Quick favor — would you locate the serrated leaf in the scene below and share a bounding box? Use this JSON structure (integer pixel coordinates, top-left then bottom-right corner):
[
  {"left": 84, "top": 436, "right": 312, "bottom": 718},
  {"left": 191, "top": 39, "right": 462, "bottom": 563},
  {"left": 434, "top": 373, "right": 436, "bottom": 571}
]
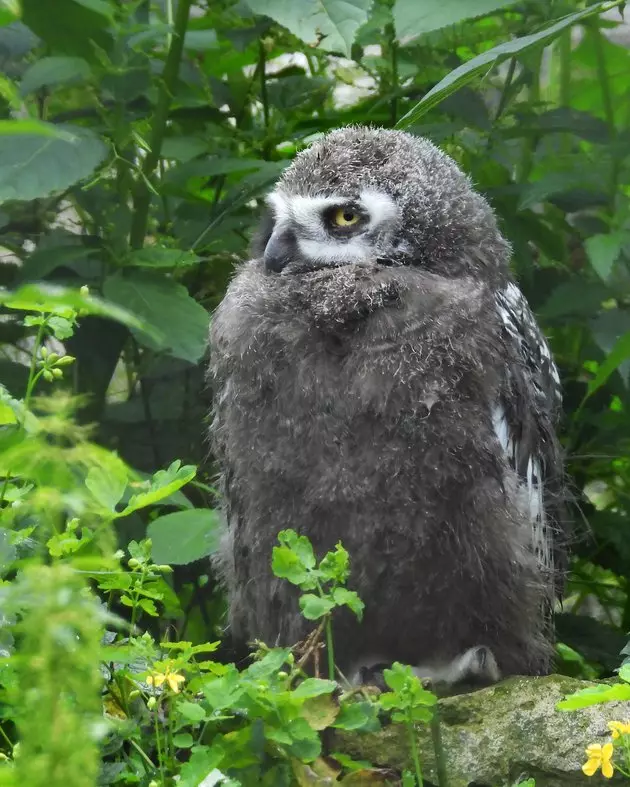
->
[
  {"left": 394, "top": 0, "right": 517, "bottom": 42},
  {"left": 272, "top": 545, "right": 312, "bottom": 586},
  {"left": 246, "top": 0, "right": 372, "bottom": 57},
  {"left": 333, "top": 701, "right": 380, "bottom": 732},
  {"left": 103, "top": 271, "right": 209, "bottom": 363},
  {"left": 148, "top": 508, "right": 221, "bottom": 565},
  {"left": 585, "top": 232, "right": 627, "bottom": 282},
  {"left": 0, "top": 123, "right": 107, "bottom": 203},
  {"left": 118, "top": 460, "right": 196, "bottom": 517},
  {"left": 20, "top": 56, "right": 92, "bottom": 95},
  {"left": 332, "top": 587, "right": 364, "bottom": 621},
  {"left": 396, "top": 2, "right": 616, "bottom": 127},
  {"left": 299, "top": 594, "right": 335, "bottom": 620}
]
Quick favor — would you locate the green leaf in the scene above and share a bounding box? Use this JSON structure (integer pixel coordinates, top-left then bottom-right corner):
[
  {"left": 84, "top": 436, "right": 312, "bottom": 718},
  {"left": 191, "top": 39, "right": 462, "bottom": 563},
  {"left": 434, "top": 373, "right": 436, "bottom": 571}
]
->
[
  {"left": 183, "top": 29, "right": 219, "bottom": 50},
  {"left": 292, "top": 678, "right": 337, "bottom": 699},
  {"left": 331, "top": 587, "right": 364, "bottom": 621},
  {"left": 118, "top": 461, "right": 196, "bottom": 517},
  {"left": 103, "top": 271, "right": 210, "bottom": 364},
  {"left": 396, "top": 2, "right": 617, "bottom": 127},
  {"left": 300, "top": 693, "right": 340, "bottom": 730},
  {"left": 245, "top": 0, "right": 373, "bottom": 57},
  {"left": 85, "top": 461, "right": 128, "bottom": 512},
  {"left": 20, "top": 56, "right": 92, "bottom": 95},
  {"left": 619, "top": 663, "right": 630, "bottom": 684},
  {"left": 277, "top": 529, "right": 317, "bottom": 569},
  {"left": 21, "top": 0, "right": 114, "bottom": 60},
  {"left": 333, "top": 701, "right": 380, "bottom": 731},
  {"left": 148, "top": 508, "right": 221, "bottom": 565},
  {"left": 394, "top": 0, "right": 517, "bottom": 42},
  {"left": 299, "top": 594, "right": 335, "bottom": 620},
  {"left": 246, "top": 647, "right": 292, "bottom": 679},
  {"left": 177, "top": 701, "right": 207, "bottom": 723},
  {"left": 0, "top": 124, "right": 107, "bottom": 203},
  {"left": 272, "top": 546, "right": 312, "bottom": 587},
  {"left": 172, "top": 732, "right": 194, "bottom": 748},
  {"left": 319, "top": 543, "right": 350, "bottom": 584},
  {"left": 0, "top": 283, "right": 153, "bottom": 336},
  {"left": 557, "top": 682, "right": 630, "bottom": 710},
  {"left": 585, "top": 332, "right": 630, "bottom": 399},
  {"left": 584, "top": 232, "right": 627, "bottom": 282},
  {"left": 127, "top": 247, "right": 201, "bottom": 269}
]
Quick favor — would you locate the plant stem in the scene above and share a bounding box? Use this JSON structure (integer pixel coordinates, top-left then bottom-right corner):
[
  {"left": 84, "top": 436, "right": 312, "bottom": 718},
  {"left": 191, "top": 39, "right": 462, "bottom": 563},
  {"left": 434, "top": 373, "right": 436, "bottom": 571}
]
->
[
  {"left": 385, "top": 22, "right": 399, "bottom": 126},
  {"left": 590, "top": 20, "right": 618, "bottom": 210},
  {"left": 430, "top": 709, "right": 448, "bottom": 787},
  {"left": 407, "top": 713, "right": 423, "bottom": 787},
  {"left": 153, "top": 697, "right": 166, "bottom": 786},
  {"left": 129, "top": 0, "right": 193, "bottom": 249},
  {"left": 325, "top": 615, "right": 335, "bottom": 681},
  {"left": 23, "top": 319, "right": 47, "bottom": 411}
]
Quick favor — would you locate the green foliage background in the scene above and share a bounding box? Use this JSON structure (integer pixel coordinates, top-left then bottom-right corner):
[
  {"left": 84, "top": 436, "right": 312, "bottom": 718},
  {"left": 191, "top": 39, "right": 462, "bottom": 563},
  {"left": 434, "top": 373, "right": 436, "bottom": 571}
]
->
[{"left": 2, "top": 0, "right": 630, "bottom": 782}]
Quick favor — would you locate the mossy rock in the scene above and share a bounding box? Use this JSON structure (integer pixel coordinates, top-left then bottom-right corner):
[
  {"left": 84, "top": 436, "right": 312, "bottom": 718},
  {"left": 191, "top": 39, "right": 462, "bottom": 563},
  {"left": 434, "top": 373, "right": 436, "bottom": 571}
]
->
[{"left": 336, "top": 675, "right": 630, "bottom": 786}]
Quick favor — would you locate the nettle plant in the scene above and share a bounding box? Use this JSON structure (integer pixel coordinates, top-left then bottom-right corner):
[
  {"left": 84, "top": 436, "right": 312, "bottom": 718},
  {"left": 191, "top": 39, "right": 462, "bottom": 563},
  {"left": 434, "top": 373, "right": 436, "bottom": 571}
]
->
[{"left": 0, "top": 288, "right": 439, "bottom": 787}]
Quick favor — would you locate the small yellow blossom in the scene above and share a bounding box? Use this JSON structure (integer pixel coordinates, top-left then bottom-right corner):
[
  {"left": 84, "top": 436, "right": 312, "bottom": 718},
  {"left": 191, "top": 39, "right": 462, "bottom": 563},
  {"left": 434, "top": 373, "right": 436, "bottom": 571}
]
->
[
  {"left": 582, "top": 742, "right": 614, "bottom": 778},
  {"left": 146, "top": 669, "right": 185, "bottom": 693},
  {"left": 608, "top": 720, "right": 630, "bottom": 739}
]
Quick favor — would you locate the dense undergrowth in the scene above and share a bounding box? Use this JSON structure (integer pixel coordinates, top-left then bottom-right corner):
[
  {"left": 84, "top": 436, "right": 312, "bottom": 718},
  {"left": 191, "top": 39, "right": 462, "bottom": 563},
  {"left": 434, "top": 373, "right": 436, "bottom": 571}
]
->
[{"left": 2, "top": 0, "right": 630, "bottom": 784}]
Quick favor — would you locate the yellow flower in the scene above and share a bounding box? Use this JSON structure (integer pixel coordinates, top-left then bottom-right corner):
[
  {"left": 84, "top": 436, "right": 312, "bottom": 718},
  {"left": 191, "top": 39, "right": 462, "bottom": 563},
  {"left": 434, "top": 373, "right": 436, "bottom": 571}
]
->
[
  {"left": 608, "top": 720, "right": 630, "bottom": 739},
  {"left": 582, "top": 742, "right": 614, "bottom": 778},
  {"left": 146, "top": 669, "right": 185, "bottom": 693}
]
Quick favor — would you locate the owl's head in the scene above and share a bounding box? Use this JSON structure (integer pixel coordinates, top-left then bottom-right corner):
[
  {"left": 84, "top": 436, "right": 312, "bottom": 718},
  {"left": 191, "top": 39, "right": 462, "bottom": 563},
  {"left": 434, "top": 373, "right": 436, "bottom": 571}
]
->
[{"left": 255, "top": 127, "right": 509, "bottom": 279}]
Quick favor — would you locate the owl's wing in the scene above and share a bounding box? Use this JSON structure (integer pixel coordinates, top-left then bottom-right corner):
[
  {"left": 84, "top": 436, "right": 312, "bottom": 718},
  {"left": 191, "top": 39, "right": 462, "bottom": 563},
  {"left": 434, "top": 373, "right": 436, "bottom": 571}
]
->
[{"left": 492, "top": 282, "right": 566, "bottom": 600}]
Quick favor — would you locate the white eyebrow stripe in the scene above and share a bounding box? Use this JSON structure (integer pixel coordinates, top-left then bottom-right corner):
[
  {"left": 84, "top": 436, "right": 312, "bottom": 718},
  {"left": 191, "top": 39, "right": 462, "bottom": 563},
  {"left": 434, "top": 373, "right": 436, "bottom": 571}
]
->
[{"left": 265, "top": 189, "right": 399, "bottom": 232}]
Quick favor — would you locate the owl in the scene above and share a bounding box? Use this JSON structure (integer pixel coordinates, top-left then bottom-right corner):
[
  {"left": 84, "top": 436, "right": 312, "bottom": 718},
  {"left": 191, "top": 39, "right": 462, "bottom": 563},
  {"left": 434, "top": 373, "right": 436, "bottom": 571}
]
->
[{"left": 208, "top": 127, "right": 567, "bottom": 687}]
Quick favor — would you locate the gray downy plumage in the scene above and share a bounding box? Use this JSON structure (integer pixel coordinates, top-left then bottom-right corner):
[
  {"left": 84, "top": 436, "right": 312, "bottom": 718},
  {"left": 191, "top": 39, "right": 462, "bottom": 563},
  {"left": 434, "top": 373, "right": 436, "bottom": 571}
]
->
[{"left": 207, "top": 127, "right": 567, "bottom": 685}]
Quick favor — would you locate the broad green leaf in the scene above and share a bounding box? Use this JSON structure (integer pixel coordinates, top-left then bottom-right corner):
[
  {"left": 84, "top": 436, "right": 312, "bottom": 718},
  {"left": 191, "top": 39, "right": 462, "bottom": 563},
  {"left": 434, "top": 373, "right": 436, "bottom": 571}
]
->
[
  {"left": 517, "top": 170, "right": 600, "bottom": 210},
  {"left": 396, "top": 2, "right": 618, "bottom": 127},
  {"left": 0, "top": 124, "right": 107, "bottom": 203},
  {"left": 277, "top": 529, "right": 317, "bottom": 569},
  {"left": 584, "top": 232, "right": 627, "bottom": 282},
  {"left": 177, "top": 701, "right": 206, "bottom": 723},
  {"left": 118, "top": 461, "right": 196, "bottom": 517},
  {"left": 0, "top": 119, "right": 74, "bottom": 139},
  {"left": 557, "top": 682, "right": 630, "bottom": 710},
  {"left": 292, "top": 678, "right": 337, "bottom": 699},
  {"left": 0, "top": 283, "right": 153, "bottom": 336},
  {"left": 246, "top": 647, "right": 292, "bottom": 679},
  {"left": 299, "top": 594, "right": 335, "bottom": 620},
  {"left": 394, "top": 0, "right": 517, "bottom": 42},
  {"left": 585, "top": 332, "right": 630, "bottom": 399},
  {"left": 148, "top": 508, "right": 221, "bottom": 565},
  {"left": 183, "top": 29, "right": 219, "bottom": 50},
  {"left": 103, "top": 271, "right": 210, "bottom": 364},
  {"left": 300, "top": 693, "right": 339, "bottom": 730},
  {"left": 246, "top": 0, "right": 373, "bottom": 57},
  {"left": 127, "top": 247, "right": 200, "bottom": 269},
  {"left": 21, "top": 0, "right": 114, "bottom": 60},
  {"left": 85, "top": 460, "right": 128, "bottom": 512},
  {"left": 619, "top": 663, "right": 630, "bottom": 683},
  {"left": 20, "top": 56, "right": 92, "bottom": 95},
  {"left": 0, "top": 0, "right": 19, "bottom": 24},
  {"left": 17, "top": 243, "right": 100, "bottom": 283}
]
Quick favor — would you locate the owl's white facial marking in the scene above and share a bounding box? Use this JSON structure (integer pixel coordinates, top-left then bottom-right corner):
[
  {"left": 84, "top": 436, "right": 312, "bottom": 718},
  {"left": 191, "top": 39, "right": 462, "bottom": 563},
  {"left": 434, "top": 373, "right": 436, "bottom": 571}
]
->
[{"left": 263, "top": 189, "right": 399, "bottom": 272}]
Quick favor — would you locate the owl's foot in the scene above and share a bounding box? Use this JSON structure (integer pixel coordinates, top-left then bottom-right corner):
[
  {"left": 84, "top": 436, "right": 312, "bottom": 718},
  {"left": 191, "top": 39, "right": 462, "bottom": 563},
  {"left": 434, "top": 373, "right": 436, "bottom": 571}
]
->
[{"left": 413, "top": 645, "right": 501, "bottom": 693}]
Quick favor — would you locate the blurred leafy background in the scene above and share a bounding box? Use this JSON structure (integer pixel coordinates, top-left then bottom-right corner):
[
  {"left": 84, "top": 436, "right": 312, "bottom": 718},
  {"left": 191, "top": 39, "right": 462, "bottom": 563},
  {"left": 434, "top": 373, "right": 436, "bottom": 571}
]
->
[{"left": 2, "top": 0, "right": 630, "bottom": 681}]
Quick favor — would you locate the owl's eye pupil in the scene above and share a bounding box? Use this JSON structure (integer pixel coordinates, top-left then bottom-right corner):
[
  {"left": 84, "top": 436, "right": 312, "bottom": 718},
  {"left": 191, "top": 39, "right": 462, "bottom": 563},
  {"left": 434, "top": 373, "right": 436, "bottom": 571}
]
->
[{"left": 343, "top": 211, "right": 354, "bottom": 222}]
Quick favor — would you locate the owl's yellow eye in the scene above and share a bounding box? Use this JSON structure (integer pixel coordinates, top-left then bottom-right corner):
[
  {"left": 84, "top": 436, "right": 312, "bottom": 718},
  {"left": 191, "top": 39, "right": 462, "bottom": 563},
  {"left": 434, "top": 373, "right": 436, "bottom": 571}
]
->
[{"left": 332, "top": 208, "right": 360, "bottom": 227}]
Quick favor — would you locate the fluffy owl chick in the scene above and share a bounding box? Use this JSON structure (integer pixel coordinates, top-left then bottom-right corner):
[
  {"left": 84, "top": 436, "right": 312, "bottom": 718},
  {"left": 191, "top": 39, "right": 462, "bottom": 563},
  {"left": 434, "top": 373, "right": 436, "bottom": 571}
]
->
[{"left": 208, "top": 127, "right": 566, "bottom": 687}]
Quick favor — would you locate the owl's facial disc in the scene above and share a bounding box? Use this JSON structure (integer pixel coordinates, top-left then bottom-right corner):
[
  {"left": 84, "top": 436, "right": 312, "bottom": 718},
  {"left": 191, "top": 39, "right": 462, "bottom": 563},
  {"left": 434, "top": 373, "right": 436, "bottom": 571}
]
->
[{"left": 262, "top": 189, "right": 399, "bottom": 273}]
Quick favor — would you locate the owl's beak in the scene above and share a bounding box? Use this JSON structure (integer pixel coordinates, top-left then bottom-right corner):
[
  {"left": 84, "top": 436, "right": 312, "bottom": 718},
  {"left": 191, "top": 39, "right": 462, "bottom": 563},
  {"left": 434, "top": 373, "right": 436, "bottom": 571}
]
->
[{"left": 264, "top": 228, "right": 296, "bottom": 273}]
